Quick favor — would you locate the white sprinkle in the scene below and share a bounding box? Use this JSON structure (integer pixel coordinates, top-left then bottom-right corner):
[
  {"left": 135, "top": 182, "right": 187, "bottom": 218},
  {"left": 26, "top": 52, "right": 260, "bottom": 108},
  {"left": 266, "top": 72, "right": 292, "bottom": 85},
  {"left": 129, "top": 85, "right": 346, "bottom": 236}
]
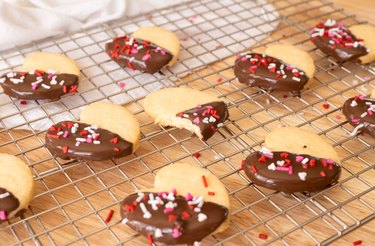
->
[
  {"left": 139, "top": 203, "right": 151, "bottom": 219},
  {"left": 217, "top": 123, "right": 224, "bottom": 128},
  {"left": 167, "top": 192, "right": 175, "bottom": 201},
  {"left": 143, "top": 212, "right": 152, "bottom": 219},
  {"left": 298, "top": 172, "right": 307, "bottom": 181},
  {"left": 91, "top": 125, "right": 98, "bottom": 130},
  {"left": 360, "top": 112, "right": 367, "bottom": 118},
  {"left": 0, "top": 192, "right": 10, "bottom": 199},
  {"left": 71, "top": 127, "right": 77, "bottom": 134},
  {"left": 198, "top": 213, "right": 207, "bottom": 222},
  {"left": 57, "top": 131, "right": 64, "bottom": 136},
  {"left": 350, "top": 123, "right": 364, "bottom": 136},
  {"left": 121, "top": 218, "right": 129, "bottom": 224},
  {"left": 59, "top": 80, "right": 65, "bottom": 85},
  {"left": 183, "top": 114, "right": 189, "bottom": 118},
  {"left": 75, "top": 142, "right": 80, "bottom": 147},
  {"left": 202, "top": 118, "right": 209, "bottom": 124},
  {"left": 282, "top": 75, "right": 287, "bottom": 79},
  {"left": 209, "top": 116, "right": 216, "bottom": 123},
  {"left": 41, "top": 84, "right": 51, "bottom": 89},
  {"left": 292, "top": 77, "right": 301, "bottom": 82},
  {"left": 268, "top": 163, "right": 276, "bottom": 171},
  {"left": 194, "top": 207, "right": 201, "bottom": 213},
  {"left": 129, "top": 57, "right": 135, "bottom": 62},
  {"left": 165, "top": 201, "right": 176, "bottom": 209},
  {"left": 6, "top": 72, "right": 15, "bottom": 78},
  {"left": 50, "top": 76, "right": 57, "bottom": 85},
  {"left": 154, "top": 228, "right": 163, "bottom": 238},
  {"left": 76, "top": 137, "right": 86, "bottom": 142},
  {"left": 350, "top": 100, "right": 358, "bottom": 107},
  {"left": 10, "top": 78, "right": 24, "bottom": 84},
  {"left": 301, "top": 158, "right": 309, "bottom": 165},
  {"left": 136, "top": 193, "right": 144, "bottom": 203},
  {"left": 325, "top": 19, "right": 336, "bottom": 26},
  {"left": 193, "top": 242, "right": 200, "bottom": 246},
  {"left": 0, "top": 77, "right": 6, "bottom": 83},
  {"left": 93, "top": 140, "right": 101, "bottom": 144}
]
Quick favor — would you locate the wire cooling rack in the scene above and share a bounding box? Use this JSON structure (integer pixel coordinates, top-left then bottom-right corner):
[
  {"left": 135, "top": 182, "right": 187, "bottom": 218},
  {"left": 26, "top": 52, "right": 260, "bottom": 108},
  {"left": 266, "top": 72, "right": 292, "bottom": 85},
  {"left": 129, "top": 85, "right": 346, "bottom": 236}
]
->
[{"left": 0, "top": 0, "right": 374, "bottom": 245}]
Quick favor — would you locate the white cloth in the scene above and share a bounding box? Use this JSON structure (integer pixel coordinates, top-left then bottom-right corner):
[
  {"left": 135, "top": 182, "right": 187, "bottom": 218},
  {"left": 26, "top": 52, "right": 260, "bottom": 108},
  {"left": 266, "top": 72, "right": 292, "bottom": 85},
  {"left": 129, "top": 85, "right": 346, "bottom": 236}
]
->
[{"left": 0, "top": 0, "right": 183, "bottom": 50}]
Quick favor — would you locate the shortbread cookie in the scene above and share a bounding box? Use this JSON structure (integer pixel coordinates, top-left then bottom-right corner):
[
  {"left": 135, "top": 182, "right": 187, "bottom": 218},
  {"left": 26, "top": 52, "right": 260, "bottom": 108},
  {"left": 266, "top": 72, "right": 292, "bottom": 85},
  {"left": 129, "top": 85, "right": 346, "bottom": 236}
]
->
[
  {"left": 120, "top": 163, "right": 230, "bottom": 245},
  {"left": 342, "top": 95, "right": 375, "bottom": 137},
  {"left": 0, "top": 153, "right": 34, "bottom": 222},
  {"left": 349, "top": 24, "right": 375, "bottom": 63},
  {"left": 106, "top": 26, "right": 180, "bottom": 73},
  {"left": 45, "top": 102, "right": 140, "bottom": 160},
  {"left": 234, "top": 44, "right": 315, "bottom": 96},
  {"left": 0, "top": 52, "right": 79, "bottom": 100},
  {"left": 244, "top": 149, "right": 341, "bottom": 193},
  {"left": 264, "top": 126, "right": 340, "bottom": 163},
  {"left": 144, "top": 87, "right": 229, "bottom": 141},
  {"left": 310, "top": 19, "right": 369, "bottom": 63}
]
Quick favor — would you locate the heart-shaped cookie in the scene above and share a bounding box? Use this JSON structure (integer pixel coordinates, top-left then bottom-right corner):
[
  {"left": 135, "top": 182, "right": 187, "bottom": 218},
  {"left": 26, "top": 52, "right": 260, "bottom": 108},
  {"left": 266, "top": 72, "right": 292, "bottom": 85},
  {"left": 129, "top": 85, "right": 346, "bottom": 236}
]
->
[{"left": 120, "top": 163, "right": 230, "bottom": 245}]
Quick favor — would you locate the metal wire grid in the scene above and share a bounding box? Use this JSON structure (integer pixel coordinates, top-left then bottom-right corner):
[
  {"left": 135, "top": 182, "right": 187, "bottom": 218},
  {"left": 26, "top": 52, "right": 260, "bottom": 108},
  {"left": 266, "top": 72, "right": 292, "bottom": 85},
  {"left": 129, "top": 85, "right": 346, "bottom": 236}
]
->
[{"left": 0, "top": 0, "right": 374, "bottom": 245}]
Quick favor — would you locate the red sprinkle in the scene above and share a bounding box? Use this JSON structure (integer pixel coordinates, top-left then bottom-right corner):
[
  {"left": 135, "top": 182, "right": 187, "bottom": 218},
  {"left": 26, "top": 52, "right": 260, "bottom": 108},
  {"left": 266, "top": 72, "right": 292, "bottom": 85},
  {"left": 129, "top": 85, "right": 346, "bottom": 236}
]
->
[
  {"left": 258, "top": 155, "right": 266, "bottom": 163},
  {"left": 208, "top": 191, "right": 215, "bottom": 196},
  {"left": 323, "top": 103, "right": 330, "bottom": 109},
  {"left": 124, "top": 204, "right": 135, "bottom": 212},
  {"left": 280, "top": 152, "right": 288, "bottom": 159},
  {"left": 128, "top": 62, "right": 135, "bottom": 71},
  {"left": 49, "top": 125, "right": 57, "bottom": 131},
  {"left": 47, "top": 134, "right": 60, "bottom": 139},
  {"left": 353, "top": 240, "right": 362, "bottom": 245},
  {"left": 110, "top": 137, "right": 118, "bottom": 144},
  {"left": 168, "top": 214, "right": 177, "bottom": 222},
  {"left": 105, "top": 209, "right": 114, "bottom": 224},
  {"left": 216, "top": 77, "right": 223, "bottom": 83},
  {"left": 251, "top": 165, "right": 257, "bottom": 173},
  {"left": 259, "top": 233, "right": 268, "bottom": 239},
  {"left": 20, "top": 100, "right": 27, "bottom": 105},
  {"left": 114, "top": 147, "right": 121, "bottom": 152},
  {"left": 202, "top": 175, "right": 208, "bottom": 188},
  {"left": 148, "top": 234, "right": 153, "bottom": 246},
  {"left": 320, "top": 171, "right": 326, "bottom": 177},
  {"left": 61, "top": 146, "right": 69, "bottom": 154},
  {"left": 193, "top": 152, "right": 201, "bottom": 158},
  {"left": 283, "top": 95, "right": 288, "bottom": 99},
  {"left": 182, "top": 211, "right": 191, "bottom": 219}
]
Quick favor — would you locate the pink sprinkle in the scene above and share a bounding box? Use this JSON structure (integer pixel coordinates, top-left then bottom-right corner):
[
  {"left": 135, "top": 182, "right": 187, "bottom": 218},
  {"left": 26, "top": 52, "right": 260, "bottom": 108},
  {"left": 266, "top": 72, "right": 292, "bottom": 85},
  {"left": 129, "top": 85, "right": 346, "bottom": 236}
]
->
[
  {"left": 190, "top": 15, "right": 198, "bottom": 20},
  {"left": 216, "top": 77, "right": 223, "bottom": 83},
  {"left": 264, "top": 153, "right": 274, "bottom": 159},
  {"left": 193, "top": 117, "right": 200, "bottom": 124},
  {"left": 0, "top": 211, "right": 6, "bottom": 221},
  {"left": 368, "top": 110, "right": 373, "bottom": 115},
  {"left": 142, "top": 54, "right": 151, "bottom": 61},
  {"left": 196, "top": 104, "right": 202, "bottom": 109},
  {"left": 131, "top": 49, "right": 138, "bottom": 54},
  {"left": 326, "top": 159, "right": 334, "bottom": 164},
  {"left": 185, "top": 192, "right": 193, "bottom": 201},
  {"left": 241, "top": 57, "right": 248, "bottom": 62},
  {"left": 352, "top": 118, "right": 360, "bottom": 124},
  {"left": 276, "top": 166, "right": 289, "bottom": 171},
  {"left": 171, "top": 188, "right": 176, "bottom": 194},
  {"left": 32, "top": 84, "right": 38, "bottom": 90},
  {"left": 48, "top": 74, "right": 53, "bottom": 79},
  {"left": 180, "top": 37, "right": 188, "bottom": 42},
  {"left": 163, "top": 208, "right": 174, "bottom": 214},
  {"left": 160, "top": 50, "right": 166, "bottom": 55},
  {"left": 296, "top": 155, "right": 304, "bottom": 162},
  {"left": 250, "top": 65, "right": 257, "bottom": 69},
  {"left": 335, "top": 115, "right": 342, "bottom": 120},
  {"left": 288, "top": 166, "right": 293, "bottom": 174},
  {"left": 172, "top": 228, "right": 182, "bottom": 238},
  {"left": 86, "top": 138, "right": 93, "bottom": 143},
  {"left": 118, "top": 82, "right": 126, "bottom": 88},
  {"left": 63, "top": 131, "right": 69, "bottom": 138},
  {"left": 286, "top": 66, "right": 293, "bottom": 70},
  {"left": 359, "top": 95, "right": 365, "bottom": 100}
]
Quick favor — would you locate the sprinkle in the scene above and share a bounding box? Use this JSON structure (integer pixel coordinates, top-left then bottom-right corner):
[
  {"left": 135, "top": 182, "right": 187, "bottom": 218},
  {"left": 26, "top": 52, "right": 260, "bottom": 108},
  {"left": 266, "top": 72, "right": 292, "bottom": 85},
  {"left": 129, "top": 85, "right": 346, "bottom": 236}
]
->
[
  {"left": 185, "top": 192, "right": 193, "bottom": 201},
  {"left": 259, "top": 233, "right": 268, "bottom": 239},
  {"left": 320, "top": 171, "right": 326, "bottom": 177},
  {"left": 128, "top": 62, "right": 135, "bottom": 71},
  {"left": 352, "top": 240, "right": 362, "bottom": 245},
  {"left": 61, "top": 146, "right": 69, "bottom": 154},
  {"left": 335, "top": 115, "right": 342, "bottom": 120},
  {"left": 350, "top": 100, "right": 358, "bottom": 107},
  {"left": 172, "top": 228, "right": 182, "bottom": 238},
  {"left": 251, "top": 165, "right": 257, "bottom": 173},
  {"left": 292, "top": 77, "right": 301, "bottom": 82},
  {"left": 148, "top": 234, "right": 154, "bottom": 246},
  {"left": 276, "top": 166, "right": 289, "bottom": 171},
  {"left": 301, "top": 158, "right": 309, "bottom": 165},
  {"left": 41, "top": 84, "right": 51, "bottom": 89},
  {"left": 276, "top": 160, "right": 285, "bottom": 166},
  {"left": 298, "top": 172, "right": 307, "bottom": 181},
  {"left": 194, "top": 152, "right": 201, "bottom": 158},
  {"left": 154, "top": 228, "right": 162, "bottom": 238},
  {"left": 182, "top": 211, "right": 191, "bottom": 219},
  {"left": 202, "top": 175, "right": 208, "bottom": 187},
  {"left": 208, "top": 191, "right": 215, "bottom": 196},
  {"left": 0, "top": 192, "right": 10, "bottom": 199},
  {"left": 216, "top": 77, "right": 223, "bottom": 83},
  {"left": 198, "top": 213, "right": 207, "bottom": 222},
  {"left": 168, "top": 214, "right": 177, "bottom": 222},
  {"left": 121, "top": 218, "right": 128, "bottom": 224},
  {"left": 288, "top": 166, "right": 293, "bottom": 174},
  {"left": 105, "top": 209, "right": 114, "bottom": 224},
  {"left": 118, "top": 82, "right": 126, "bottom": 88},
  {"left": 323, "top": 103, "right": 330, "bottom": 109},
  {"left": 296, "top": 155, "right": 304, "bottom": 162},
  {"left": 110, "top": 137, "right": 118, "bottom": 144},
  {"left": 20, "top": 100, "right": 27, "bottom": 105},
  {"left": 267, "top": 163, "right": 276, "bottom": 171},
  {"left": 0, "top": 211, "right": 6, "bottom": 221},
  {"left": 114, "top": 147, "right": 121, "bottom": 152}
]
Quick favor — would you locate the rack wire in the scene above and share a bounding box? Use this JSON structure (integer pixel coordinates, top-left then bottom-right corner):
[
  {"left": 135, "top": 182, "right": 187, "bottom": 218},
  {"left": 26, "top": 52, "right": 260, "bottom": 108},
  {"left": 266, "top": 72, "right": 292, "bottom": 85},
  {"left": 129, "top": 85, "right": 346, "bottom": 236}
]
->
[{"left": 0, "top": 0, "right": 374, "bottom": 245}]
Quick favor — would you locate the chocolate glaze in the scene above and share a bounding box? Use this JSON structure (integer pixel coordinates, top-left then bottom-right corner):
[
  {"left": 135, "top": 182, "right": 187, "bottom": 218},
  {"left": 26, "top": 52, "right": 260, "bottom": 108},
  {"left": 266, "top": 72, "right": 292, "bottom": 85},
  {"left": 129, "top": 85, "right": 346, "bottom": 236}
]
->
[
  {"left": 106, "top": 36, "right": 173, "bottom": 74},
  {"left": 244, "top": 150, "right": 341, "bottom": 194},
  {"left": 342, "top": 96, "right": 375, "bottom": 137},
  {"left": 0, "top": 187, "right": 20, "bottom": 223},
  {"left": 310, "top": 20, "right": 368, "bottom": 62},
  {"left": 45, "top": 121, "right": 133, "bottom": 161},
  {"left": 176, "top": 101, "right": 229, "bottom": 141},
  {"left": 120, "top": 191, "right": 228, "bottom": 245},
  {"left": 234, "top": 53, "right": 309, "bottom": 96},
  {"left": 0, "top": 71, "right": 78, "bottom": 101}
]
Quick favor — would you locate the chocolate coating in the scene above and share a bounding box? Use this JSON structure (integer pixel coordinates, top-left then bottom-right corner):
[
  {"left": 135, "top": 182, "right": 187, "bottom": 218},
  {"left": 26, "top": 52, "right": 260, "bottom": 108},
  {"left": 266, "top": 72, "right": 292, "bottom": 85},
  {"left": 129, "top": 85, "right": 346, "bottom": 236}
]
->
[
  {"left": 120, "top": 192, "right": 228, "bottom": 245},
  {"left": 0, "top": 188, "right": 20, "bottom": 223},
  {"left": 342, "top": 96, "right": 375, "bottom": 137},
  {"left": 45, "top": 121, "right": 133, "bottom": 161},
  {"left": 176, "top": 101, "right": 229, "bottom": 141},
  {"left": 106, "top": 36, "right": 173, "bottom": 74},
  {"left": 234, "top": 53, "right": 309, "bottom": 96},
  {"left": 0, "top": 71, "right": 78, "bottom": 100},
  {"left": 244, "top": 150, "right": 341, "bottom": 194},
  {"left": 310, "top": 20, "right": 368, "bottom": 62}
]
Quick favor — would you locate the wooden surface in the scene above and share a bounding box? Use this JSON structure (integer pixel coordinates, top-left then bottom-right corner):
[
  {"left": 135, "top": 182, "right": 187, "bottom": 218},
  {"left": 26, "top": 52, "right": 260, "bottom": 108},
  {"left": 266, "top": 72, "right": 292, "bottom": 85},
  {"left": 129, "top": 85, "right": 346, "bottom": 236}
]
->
[
  {"left": 0, "top": 0, "right": 374, "bottom": 245},
  {"left": 332, "top": 0, "right": 375, "bottom": 25}
]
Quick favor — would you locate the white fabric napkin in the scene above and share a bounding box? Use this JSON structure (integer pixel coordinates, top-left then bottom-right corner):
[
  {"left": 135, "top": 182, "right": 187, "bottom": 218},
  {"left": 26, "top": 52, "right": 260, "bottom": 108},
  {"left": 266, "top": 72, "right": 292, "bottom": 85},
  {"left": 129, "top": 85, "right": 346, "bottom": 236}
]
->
[{"left": 0, "top": 0, "right": 184, "bottom": 50}]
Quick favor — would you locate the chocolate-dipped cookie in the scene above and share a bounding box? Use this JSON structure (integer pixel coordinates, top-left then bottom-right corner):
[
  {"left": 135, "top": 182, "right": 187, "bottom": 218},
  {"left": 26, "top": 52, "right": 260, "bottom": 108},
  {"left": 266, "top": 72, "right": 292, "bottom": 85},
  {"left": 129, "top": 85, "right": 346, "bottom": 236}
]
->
[
  {"left": 144, "top": 88, "right": 229, "bottom": 141},
  {"left": 244, "top": 149, "right": 341, "bottom": 193},
  {"left": 0, "top": 153, "right": 34, "bottom": 223},
  {"left": 342, "top": 95, "right": 375, "bottom": 137},
  {"left": 106, "top": 26, "right": 180, "bottom": 73},
  {"left": 45, "top": 121, "right": 133, "bottom": 160},
  {"left": 120, "top": 191, "right": 228, "bottom": 245},
  {"left": 119, "top": 163, "right": 230, "bottom": 244},
  {"left": 234, "top": 53, "right": 309, "bottom": 96},
  {"left": 310, "top": 19, "right": 368, "bottom": 62},
  {"left": 0, "top": 70, "right": 78, "bottom": 100},
  {"left": 46, "top": 102, "right": 140, "bottom": 161}
]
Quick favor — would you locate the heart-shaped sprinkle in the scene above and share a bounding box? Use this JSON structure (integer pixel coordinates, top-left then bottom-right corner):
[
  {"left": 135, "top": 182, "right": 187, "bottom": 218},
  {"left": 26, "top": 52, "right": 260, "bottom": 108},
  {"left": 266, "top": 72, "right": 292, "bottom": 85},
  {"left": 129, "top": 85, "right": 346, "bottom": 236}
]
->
[
  {"left": 198, "top": 213, "right": 207, "bottom": 222},
  {"left": 298, "top": 172, "right": 307, "bottom": 181},
  {"left": 267, "top": 163, "right": 276, "bottom": 171},
  {"left": 154, "top": 228, "right": 163, "bottom": 238},
  {"left": 350, "top": 100, "right": 358, "bottom": 107},
  {"left": 276, "top": 160, "right": 285, "bottom": 166}
]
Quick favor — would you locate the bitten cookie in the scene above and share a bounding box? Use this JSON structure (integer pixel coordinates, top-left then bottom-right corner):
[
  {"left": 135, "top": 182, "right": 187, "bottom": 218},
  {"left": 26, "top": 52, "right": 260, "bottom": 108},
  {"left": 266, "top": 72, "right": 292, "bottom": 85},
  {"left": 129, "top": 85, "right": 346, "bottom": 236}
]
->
[
  {"left": 120, "top": 163, "right": 230, "bottom": 245},
  {"left": 234, "top": 45, "right": 315, "bottom": 96},
  {"left": 144, "top": 87, "right": 229, "bottom": 141},
  {"left": 342, "top": 95, "right": 375, "bottom": 137},
  {"left": 0, "top": 52, "right": 79, "bottom": 101},
  {"left": 0, "top": 153, "right": 34, "bottom": 222},
  {"left": 106, "top": 26, "right": 180, "bottom": 73},
  {"left": 45, "top": 102, "right": 140, "bottom": 160},
  {"left": 310, "top": 19, "right": 372, "bottom": 63},
  {"left": 244, "top": 127, "right": 341, "bottom": 193}
]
